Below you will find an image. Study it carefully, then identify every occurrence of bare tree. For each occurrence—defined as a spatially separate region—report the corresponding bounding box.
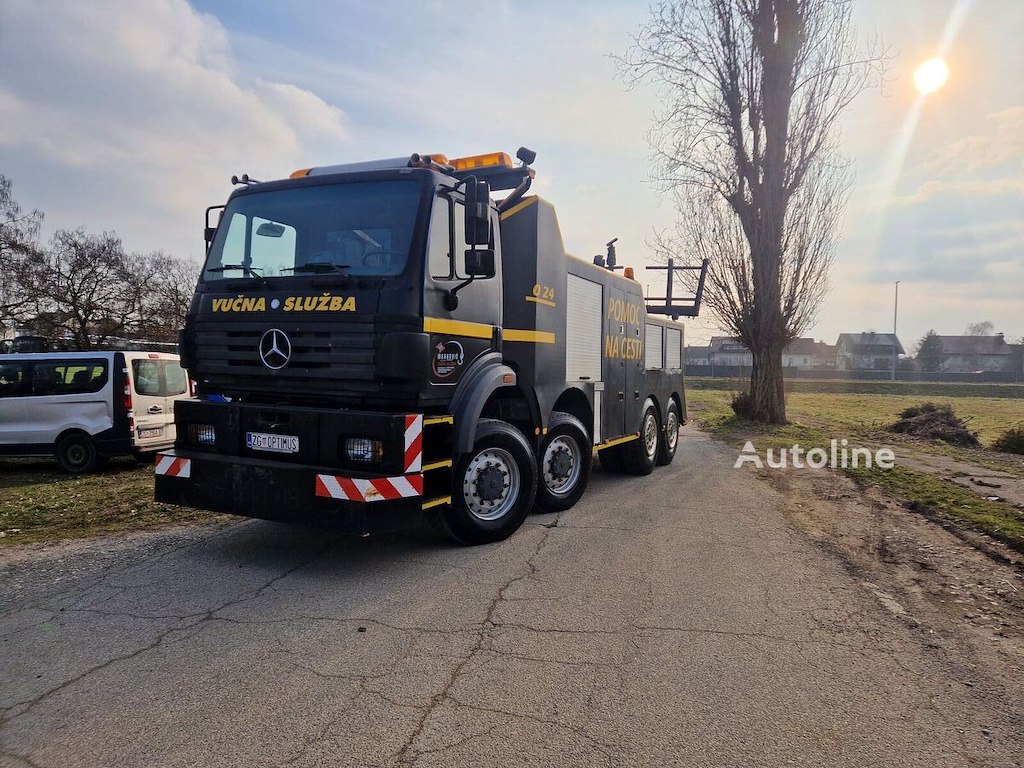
[621,0,885,422]
[136,253,201,343]
[0,175,43,325]
[22,229,138,348]
[964,320,993,336]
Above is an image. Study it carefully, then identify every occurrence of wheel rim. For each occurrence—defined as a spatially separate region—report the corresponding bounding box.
[666,410,679,452]
[542,435,582,496]
[643,412,658,459]
[463,447,521,521]
[65,441,87,468]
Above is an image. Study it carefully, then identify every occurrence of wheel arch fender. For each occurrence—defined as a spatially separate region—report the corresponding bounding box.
[451,353,534,454]
[552,386,595,441]
[53,426,95,452]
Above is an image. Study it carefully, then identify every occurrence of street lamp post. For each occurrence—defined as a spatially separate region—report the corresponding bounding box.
[891,280,900,381]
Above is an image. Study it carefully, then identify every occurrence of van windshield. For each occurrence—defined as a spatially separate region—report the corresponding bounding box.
[203,181,423,281]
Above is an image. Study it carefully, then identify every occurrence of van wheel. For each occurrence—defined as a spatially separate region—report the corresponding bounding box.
[657,401,681,466]
[55,433,99,474]
[535,412,592,513]
[441,419,538,545]
[621,400,659,476]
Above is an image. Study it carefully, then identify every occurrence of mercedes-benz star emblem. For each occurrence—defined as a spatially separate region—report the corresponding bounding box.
[258,328,292,370]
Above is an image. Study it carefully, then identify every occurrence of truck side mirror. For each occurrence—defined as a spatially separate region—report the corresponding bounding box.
[464,180,491,247]
[204,227,216,244]
[463,249,495,278]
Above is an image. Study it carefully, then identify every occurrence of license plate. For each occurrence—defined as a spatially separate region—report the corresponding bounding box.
[139,428,163,439]
[246,432,300,454]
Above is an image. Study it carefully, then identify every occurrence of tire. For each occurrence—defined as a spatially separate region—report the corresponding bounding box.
[55,432,99,474]
[657,400,681,466]
[621,399,659,476]
[534,412,592,513]
[440,419,538,545]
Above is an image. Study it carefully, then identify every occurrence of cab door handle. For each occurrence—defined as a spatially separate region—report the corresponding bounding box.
[148,405,163,414]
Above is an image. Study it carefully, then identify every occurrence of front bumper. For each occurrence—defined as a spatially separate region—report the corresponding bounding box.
[154,449,426,535]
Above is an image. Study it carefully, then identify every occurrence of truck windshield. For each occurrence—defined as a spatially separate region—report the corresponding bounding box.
[203,181,422,281]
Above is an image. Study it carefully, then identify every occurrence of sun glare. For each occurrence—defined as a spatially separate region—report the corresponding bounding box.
[914,57,950,95]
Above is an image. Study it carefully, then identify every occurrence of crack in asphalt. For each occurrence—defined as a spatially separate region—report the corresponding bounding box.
[390,516,564,766]
[0,538,335,726]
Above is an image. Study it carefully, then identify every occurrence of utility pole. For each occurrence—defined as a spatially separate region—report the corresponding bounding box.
[891,280,900,381]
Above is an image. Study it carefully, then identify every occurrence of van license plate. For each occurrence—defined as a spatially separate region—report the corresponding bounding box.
[246,432,300,454]
[139,428,163,439]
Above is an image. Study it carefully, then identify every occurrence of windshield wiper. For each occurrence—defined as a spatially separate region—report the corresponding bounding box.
[283,263,352,276]
[207,264,267,285]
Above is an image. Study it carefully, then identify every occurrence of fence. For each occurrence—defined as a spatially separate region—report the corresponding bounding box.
[684,364,1024,384]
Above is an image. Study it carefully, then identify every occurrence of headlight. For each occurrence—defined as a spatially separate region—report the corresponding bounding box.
[187,424,216,445]
[344,437,383,463]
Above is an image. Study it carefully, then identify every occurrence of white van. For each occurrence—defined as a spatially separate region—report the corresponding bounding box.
[0,351,190,473]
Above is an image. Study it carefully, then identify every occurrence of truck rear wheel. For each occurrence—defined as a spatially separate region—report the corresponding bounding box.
[656,400,680,466]
[441,419,538,545]
[534,412,592,513]
[621,400,659,476]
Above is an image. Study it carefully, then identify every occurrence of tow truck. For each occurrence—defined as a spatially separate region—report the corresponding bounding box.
[156,148,706,543]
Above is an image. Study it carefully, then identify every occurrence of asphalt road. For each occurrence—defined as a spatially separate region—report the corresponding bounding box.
[1,428,1019,767]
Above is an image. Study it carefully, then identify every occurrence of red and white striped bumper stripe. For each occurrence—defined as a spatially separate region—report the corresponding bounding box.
[155,454,191,478]
[315,473,424,502]
[404,414,422,473]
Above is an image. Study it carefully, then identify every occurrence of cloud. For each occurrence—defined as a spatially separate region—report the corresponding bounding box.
[922,106,1024,176]
[885,177,1024,206]
[0,0,349,256]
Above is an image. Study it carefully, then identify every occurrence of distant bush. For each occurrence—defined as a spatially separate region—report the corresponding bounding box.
[888,402,980,448]
[730,390,755,418]
[992,425,1024,455]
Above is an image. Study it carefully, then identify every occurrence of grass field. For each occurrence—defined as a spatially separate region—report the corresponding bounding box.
[686,388,1024,551]
[687,388,1024,446]
[0,457,223,547]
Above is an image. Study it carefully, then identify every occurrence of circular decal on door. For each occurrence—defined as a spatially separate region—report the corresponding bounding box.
[432,340,465,378]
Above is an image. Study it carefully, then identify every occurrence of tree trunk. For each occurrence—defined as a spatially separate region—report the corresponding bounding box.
[749,343,787,423]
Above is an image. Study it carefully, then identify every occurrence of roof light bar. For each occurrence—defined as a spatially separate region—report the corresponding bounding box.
[451,152,514,171]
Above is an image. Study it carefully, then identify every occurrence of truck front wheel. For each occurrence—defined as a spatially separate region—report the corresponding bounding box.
[441,419,538,545]
[534,412,592,513]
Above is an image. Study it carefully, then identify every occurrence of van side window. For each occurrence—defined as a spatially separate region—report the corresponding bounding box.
[132,360,162,396]
[31,361,108,395]
[0,363,27,397]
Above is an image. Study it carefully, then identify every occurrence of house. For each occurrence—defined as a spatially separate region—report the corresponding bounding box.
[708,336,836,370]
[708,337,752,366]
[684,345,710,366]
[936,334,1014,373]
[782,338,836,369]
[835,332,904,371]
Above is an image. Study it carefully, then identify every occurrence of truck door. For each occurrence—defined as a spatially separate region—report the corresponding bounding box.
[423,194,500,388]
[603,287,626,439]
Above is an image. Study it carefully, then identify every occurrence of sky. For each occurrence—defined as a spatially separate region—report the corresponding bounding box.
[0,0,1021,348]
